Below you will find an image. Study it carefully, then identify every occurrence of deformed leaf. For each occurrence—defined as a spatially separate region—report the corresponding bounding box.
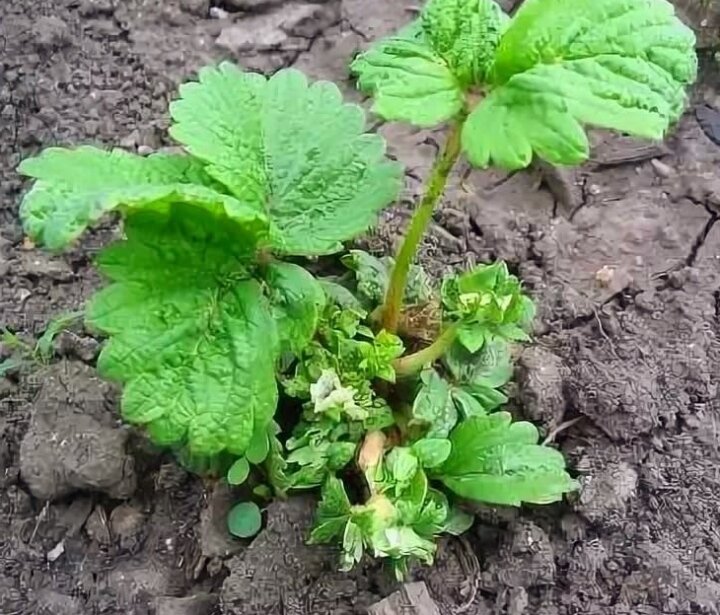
[18,147,267,250]
[422,0,509,86]
[310,476,352,544]
[264,262,325,356]
[86,206,279,457]
[439,412,579,506]
[411,369,458,438]
[463,0,698,169]
[170,63,403,255]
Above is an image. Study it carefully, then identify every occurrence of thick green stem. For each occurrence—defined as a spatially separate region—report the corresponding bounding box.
[393,323,459,378]
[381,116,465,333]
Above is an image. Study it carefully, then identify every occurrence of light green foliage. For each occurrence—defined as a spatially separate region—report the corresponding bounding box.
[227,501,263,538]
[442,261,535,353]
[353,0,697,169]
[170,64,403,255]
[423,0,508,86]
[227,457,251,486]
[18,148,254,250]
[86,207,279,456]
[438,412,578,505]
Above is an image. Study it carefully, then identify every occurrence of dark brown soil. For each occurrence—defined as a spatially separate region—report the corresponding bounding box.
[1,1,719,614]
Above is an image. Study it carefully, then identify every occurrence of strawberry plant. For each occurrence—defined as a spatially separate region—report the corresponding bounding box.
[17,0,696,580]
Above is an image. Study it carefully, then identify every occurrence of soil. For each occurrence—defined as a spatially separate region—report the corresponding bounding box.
[1,1,719,614]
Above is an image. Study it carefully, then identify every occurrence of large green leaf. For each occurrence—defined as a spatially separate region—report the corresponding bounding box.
[411,370,458,438]
[463,0,698,169]
[18,147,266,250]
[439,412,578,506]
[169,63,403,255]
[86,206,279,456]
[422,0,509,86]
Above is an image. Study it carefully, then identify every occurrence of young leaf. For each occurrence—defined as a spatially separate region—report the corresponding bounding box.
[441,506,474,535]
[169,63,403,255]
[411,369,458,438]
[245,428,270,465]
[227,457,251,485]
[266,422,290,495]
[439,412,579,506]
[412,438,452,468]
[350,29,464,127]
[463,0,698,169]
[309,476,352,544]
[86,207,279,457]
[422,0,509,86]
[18,147,264,250]
[264,262,326,356]
[227,501,263,538]
[386,447,419,486]
[341,521,365,571]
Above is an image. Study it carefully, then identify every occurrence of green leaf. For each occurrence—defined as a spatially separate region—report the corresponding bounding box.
[34,310,84,362]
[440,412,579,506]
[412,438,452,468]
[411,370,458,438]
[462,0,698,169]
[246,428,270,464]
[341,521,364,571]
[341,250,434,307]
[327,442,357,470]
[86,207,279,457]
[18,147,265,250]
[441,506,474,535]
[422,0,509,86]
[395,467,429,525]
[266,422,290,495]
[310,476,352,544]
[227,501,263,538]
[386,447,419,486]
[227,457,251,485]
[264,262,325,355]
[371,526,436,565]
[169,64,403,255]
[351,34,464,127]
[413,489,450,537]
[319,278,364,311]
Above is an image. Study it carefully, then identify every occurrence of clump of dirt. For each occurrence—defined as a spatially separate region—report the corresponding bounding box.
[1,0,719,614]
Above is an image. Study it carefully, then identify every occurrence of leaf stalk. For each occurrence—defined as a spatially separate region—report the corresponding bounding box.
[380,115,466,333]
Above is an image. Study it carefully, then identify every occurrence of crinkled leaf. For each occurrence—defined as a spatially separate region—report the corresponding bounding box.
[411,369,458,438]
[264,262,325,355]
[463,0,698,169]
[227,501,263,538]
[170,64,403,255]
[227,457,250,485]
[266,422,290,495]
[386,447,419,486]
[351,35,464,127]
[422,0,509,86]
[413,489,450,537]
[412,438,452,468]
[86,206,279,456]
[327,442,357,470]
[395,467,429,525]
[18,147,267,250]
[440,412,579,506]
[319,278,364,311]
[342,250,434,307]
[310,476,352,544]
